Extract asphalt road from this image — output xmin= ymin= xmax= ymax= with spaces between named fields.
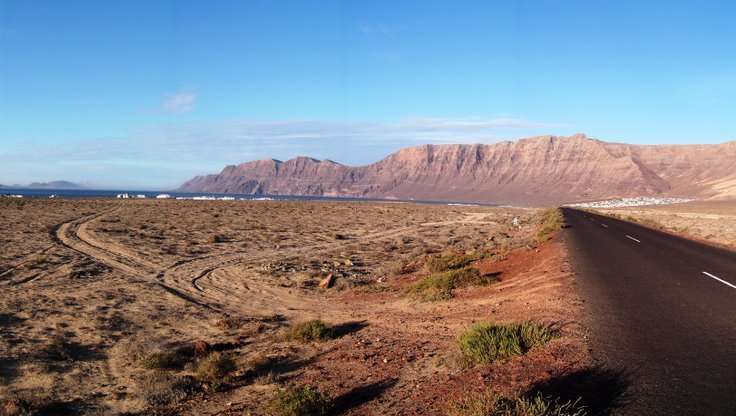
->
xmin=563 ymin=208 xmax=736 ymax=416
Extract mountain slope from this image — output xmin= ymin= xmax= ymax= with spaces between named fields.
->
xmin=25 ymin=181 xmax=86 ymax=190
xmin=177 ymin=134 xmax=736 ymax=204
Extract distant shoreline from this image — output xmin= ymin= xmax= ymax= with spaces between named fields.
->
xmin=0 ymin=188 xmax=503 ymax=207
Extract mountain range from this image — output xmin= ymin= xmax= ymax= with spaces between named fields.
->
xmin=177 ymin=134 xmax=736 ymax=205
xmin=0 ymin=181 xmax=86 ymax=190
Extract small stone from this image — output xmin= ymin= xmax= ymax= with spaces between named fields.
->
xmin=194 ymin=340 xmax=211 ymax=358
xmin=319 ymin=274 xmax=336 ymax=289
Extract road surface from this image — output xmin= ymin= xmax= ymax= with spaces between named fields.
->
xmin=563 ymin=208 xmax=736 ymax=415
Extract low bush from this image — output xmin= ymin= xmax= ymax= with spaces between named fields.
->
xmin=449 ymin=391 xmax=585 ymax=416
xmin=405 ymin=272 xmax=455 ymax=301
xmin=135 ymin=351 xmax=179 ymax=370
xmin=425 ymin=253 xmax=473 ymax=273
xmin=405 ymin=266 xmax=499 ymax=301
xmin=136 ymin=373 xmax=197 ymax=407
xmin=193 ymin=352 xmax=237 ymax=392
xmin=283 ymin=319 xmax=336 ymax=343
xmin=268 ymin=385 xmax=330 ymax=416
xmin=128 ymin=338 xmax=181 ymax=369
xmin=458 ymin=321 xmax=555 ymax=365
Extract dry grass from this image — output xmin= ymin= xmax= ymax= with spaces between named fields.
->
xmin=0 ymin=198 xmax=551 ymax=414
xmin=449 ymin=391 xmax=585 ymax=416
xmin=537 ymin=208 xmax=564 ymax=242
xmin=135 ymin=373 xmax=197 ymax=407
xmin=193 ymin=352 xmax=237 ymax=392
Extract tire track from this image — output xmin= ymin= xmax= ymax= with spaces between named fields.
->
xmin=173 ymin=211 xmax=498 ymax=311
xmin=50 ymin=206 xmax=221 ymax=311
xmin=51 ymin=207 xmax=497 ymax=314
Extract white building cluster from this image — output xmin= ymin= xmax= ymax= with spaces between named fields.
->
xmin=566 ymin=197 xmax=693 ymax=208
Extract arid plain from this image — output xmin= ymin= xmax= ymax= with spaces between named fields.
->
xmin=0 ymin=198 xmax=600 ymax=415
xmin=595 ymin=200 xmax=736 ymax=250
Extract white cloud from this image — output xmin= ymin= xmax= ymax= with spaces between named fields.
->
xmin=0 ymin=116 xmax=564 ymax=187
xmin=162 ymin=92 xmax=197 ymax=114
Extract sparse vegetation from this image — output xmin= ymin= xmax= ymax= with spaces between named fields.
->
xmin=268 ymin=385 xmax=330 ymax=416
xmin=537 ymin=208 xmax=564 ymax=242
xmin=129 ymin=339 xmax=181 ymax=369
xmin=425 ymin=253 xmax=473 ymax=273
xmin=135 ymin=351 xmax=179 ymax=370
xmin=405 ymin=270 xmax=455 ymax=301
xmin=405 ymin=266 xmax=499 ymax=301
xmin=136 ymin=373 xmax=197 ymax=406
xmin=245 ymin=352 xmax=272 ymax=372
xmin=449 ymin=391 xmax=585 ymax=416
xmin=457 ymin=321 xmax=555 ymax=365
xmin=283 ymin=319 xmax=336 ymax=343
xmin=36 ymin=334 xmax=72 ymax=361
xmin=0 ymin=394 xmax=62 ymax=416
xmin=193 ymin=352 xmax=237 ymax=392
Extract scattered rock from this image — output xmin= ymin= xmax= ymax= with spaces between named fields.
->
xmin=194 ymin=340 xmax=211 ymax=358
xmin=319 ymin=274 xmax=336 ymax=289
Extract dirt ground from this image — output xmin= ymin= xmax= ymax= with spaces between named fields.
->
xmin=0 ymin=198 xmax=592 ymax=415
xmin=596 ymin=199 xmax=736 ymax=250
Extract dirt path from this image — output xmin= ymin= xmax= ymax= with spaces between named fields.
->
xmin=49 ymin=207 xmax=500 ymax=316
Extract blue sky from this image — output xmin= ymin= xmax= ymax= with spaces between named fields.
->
xmin=1 ymin=1 xmax=736 ymax=189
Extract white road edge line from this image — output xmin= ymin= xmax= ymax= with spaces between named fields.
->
xmin=602 ymin=224 xmax=609 ymax=228
xmin=626 ymin=235 xmax=641 ymax=243
xmin=702 ymin=271 xmax=736 ymax=290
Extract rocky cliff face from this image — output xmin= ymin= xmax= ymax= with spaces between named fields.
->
xmin=177 ymin=134 xmax=736 ymax=205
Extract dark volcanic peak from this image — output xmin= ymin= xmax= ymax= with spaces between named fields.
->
xmin=176 ymin=134 xmax=736 ymax=205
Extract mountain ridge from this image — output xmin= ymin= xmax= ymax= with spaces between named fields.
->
xmin=0 ymin=181 xmax=86 ymax=190
xmin=177 ymin=134 xmax=736 ymax=205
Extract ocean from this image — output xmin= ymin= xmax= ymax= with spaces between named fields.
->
xmin=0 ymin=188 xmax=499 ymax=206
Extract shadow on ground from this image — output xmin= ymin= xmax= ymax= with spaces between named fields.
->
xmin=330 ymin=378 xmax=398 ymax=414
xmin=528 ymin=366 xmax=632 ymax=416
xmin=333 ymin=321 xmax=369 ymax=337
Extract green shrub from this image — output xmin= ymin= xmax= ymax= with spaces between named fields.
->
xmin=283 ymin=319 xmax=336 ymax=343
xmin=194 ymin=352 xmax=237 ymax=392
xmin=458 ymin=321 xmax=555 ymax=365
xmin=425 ymin=253 xmax=473 ymax=273
xmin=405 ymin=267 xmax=499 ymax=301
xmin=449 ymin=391 xmax=584 ymax=416
xmin=405 ymin=272 xmax=455 ymax=301
xmin=269 ymin=385 xmax=330 ymax=416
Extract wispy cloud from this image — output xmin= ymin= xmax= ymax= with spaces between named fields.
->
xmin=359 ymin=23 xmax=405 ymax=36
xmin=162 ymin=92 xmax=197 ymax=114
xmin=0 ymin=116 xmax=563 ymax=187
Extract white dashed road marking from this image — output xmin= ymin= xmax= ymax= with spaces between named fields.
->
xmin=702 ymin=272 xmax=736 ymax=290
xmin=602 ymin=224 xmax=609 ymax=228
xmin=626 ymin=235 xmax=641 ymax=243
